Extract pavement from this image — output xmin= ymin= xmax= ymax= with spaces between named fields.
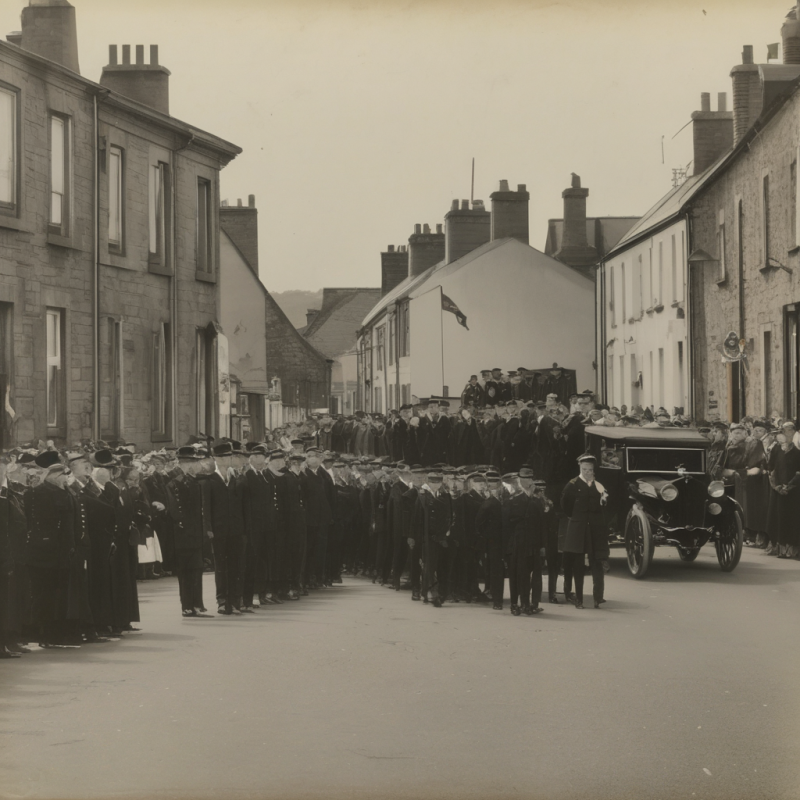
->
xmin=1 ymin=545 xmax=800 ymax=800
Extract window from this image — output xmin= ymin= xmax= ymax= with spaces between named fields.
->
xmin=764 ymin=330 xmax=772 ymax=416
xmin=677 ymin=341 xmax=685 ymax=411
xmin=607 ymin=354 xmax=614 ymax=406
xmin=401 ymin=383 xmax=411 ymax=405
xmin=376 ymin=327 xmax=385 ymax=371
xmin=108 ymin=146 xmax=124 ymax=249
xmin=149 ymin=162 xmax=170 ymax=268
xmin=373 ymin=386 xmax=383 ymax=414
xmin=0 ymin=87 xmax=17 ymax=211
xmin=791 ymin=160 xmax=798 ymax=248
xmin=717 ymin=209 xmax=726 ymax=283
xmin=762 ymin=173 xmax=770 ymax=268
xmin=398 ymin=302 xmax=410 ymax=357
xmin=46 ymin=309 xmax=65 ymax=433
xmin=619 ymin=355 xmax=625 ymax=407
xmin=658 ymin=348 xmax=665 ymax=408
xmin=152 ymin=323 xmax=173 ymax=439
xmin=786 ymin=306 xmax=799 ymax=420
xmin=100 ymin=318 xmax=122 ymax=439
xmin=196 ymin=178 xmax=212 ymax=273
xmin=657 ymin=242 xmax=663 ymax=306
xmin=609 ymin=266 xmax=616 ymax=327
xmin=637 ymin=254 xmax=643 ymax=316
xmin=388 ymin=314 xmax=396 ymax=366
xmin=621 ymin=263 xmax=627 ymax=321
xmin=647 ymin=248 xmax=653 ymax=309
xmin=49 ymin=115 xmax=69 ymax=232
xmin=671 ymin=234 xmax=677 ymax=302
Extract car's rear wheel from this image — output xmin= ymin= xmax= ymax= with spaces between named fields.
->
xmin=625 ymin=506 xmax=654 ymax=579
xmin=678 ymin=549 xmax=700 ymax=562
xmin=716 ymin=508 xmax=744 ymax=572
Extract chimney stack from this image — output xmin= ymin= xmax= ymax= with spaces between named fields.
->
xmin=691 ymin=91 xmax=733 ymax=174
xmin=444 ymin=199 xmax=490 ymax=264
xmin=220 ymin=195 xmax=259 ymax=273
xmin=490 ymin=180 xmax=530 ymax=244
xmin=731 ymin=45 xmax=762 ymax=145
xmin=553 ymin=173 xmax=597 ymax=271
xmin=20 ymin=0 xmax=80 ymax=73
xmin=381 ymin=245 xmax=409 ymax=296
xmin=408 ymin=223 xmax=446 ymax=277
xmin=100 ymin=43 xmax=171 ymax=115
xmin=783 ymin=4 xmax=800 ymax=64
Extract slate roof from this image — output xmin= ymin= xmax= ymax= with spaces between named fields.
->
xmin=302 ymin=288 xmax=381 ymax=360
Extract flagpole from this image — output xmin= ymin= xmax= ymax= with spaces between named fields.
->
xmin=440 ymin=287 xmax=445 ymax=397
xmin=470 ymin=158 xmax=475 ymax=205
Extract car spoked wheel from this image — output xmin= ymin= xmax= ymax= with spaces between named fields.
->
xmin=625 ymin=506 xmax=653 ymax=579
xmin=716 ymin=509 xmax=744 ymax=572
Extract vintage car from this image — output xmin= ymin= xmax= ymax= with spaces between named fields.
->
xmin=584 ymin=426 xmax=744 ymax=579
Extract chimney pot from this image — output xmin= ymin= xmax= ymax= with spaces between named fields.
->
xmin=450 ymin=199 xmax=459 ymax=211
xmin=388 ymin=245 xmax=395 ymax=253
xmin=742 ymin=45 xmax=753 ymax=64
xmin=248 ymin=194 xmax=255 ymax=208
xmin=150 ymin=44 xmax=159 ymax=66
xmin=718 ymin=92 xmax=727 ymax=112
xmin=461 ymin=199 xmax=469 ymax=210
xmin=109 ymin=44 xmax=118 ymax=66
xmin=237 ymin=199 xmax=243 ymax=207
xmin=436 ymin=224 xmax=443 ymax=234
xmin=414 ymin=223 xmax=422 ymax=235
xmin=700 ymin=92 xmax=711 ymax=112
xmin=221 ymin=199 xmax=228 ymax=207
xmin=122 ymin=44 xmax=131 ymax=65
xmin=423 ymin=223 xmax=431 ymax=234
xmin=473 ymin=199 xmax=484 ymax=209
xmin=499 ymin=179 xmax=510 ymax=192
xmin=135 ymin=44 xmax=144 ymax=65
xmin=517 ymin=184 xmax=526 ymax=192
xmin=571 ymin=173 xmax=581 ymax=189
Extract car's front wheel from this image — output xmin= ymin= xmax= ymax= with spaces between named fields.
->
xmin=625 ymin=505 xmax=654 ymax=579
xmin=716 ymin=508 xmax=744 ymax=572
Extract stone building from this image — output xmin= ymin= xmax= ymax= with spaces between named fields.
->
xmin=688 ymin=7 xmax=800 ymax=422
xmin=595 ymin=93 xmax=732 ymax=415
xmin=0 ymin=0 xmax=240 ymax=449
xmin=219 ymin=196 xmax=330 ymax=430
xmin=356 ymin=183 xmax=598 ymax=409
xmin=302 ymin=287 xmax=380 ymax=415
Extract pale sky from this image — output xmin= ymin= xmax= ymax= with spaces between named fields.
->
xmin=17 ymin=0 xmax=794 ymax=291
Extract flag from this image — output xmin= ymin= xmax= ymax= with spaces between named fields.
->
xmin=767 ymin=42 xmax=779 ymax=61
xmin=441 ymin=293 xmax=469 ymax=330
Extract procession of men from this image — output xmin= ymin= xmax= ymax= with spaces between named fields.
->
xmin=3 ymin=366 xmax=799 ymax=659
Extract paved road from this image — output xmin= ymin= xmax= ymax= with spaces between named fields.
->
xmin=2 ymin=545 xmax=800 ymax=800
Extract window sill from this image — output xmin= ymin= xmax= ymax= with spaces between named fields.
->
xmin=0 ymin=214 xmax=30 ymax=233
xmin=654 ymin=304 xmax=664 ymax=313
xmin=151 ymin=432 xmax=172 ymax=444
xmin=715 ymin=276 xmax=728 ymax=286
xmin=789 ymin=246 xmax=800 ymax=255
xmin=101 ymin=257 xmax=137 ymax=272
xmin=645 ymin=306 xmax=655 ymax=315
xmin=671 ymin=300 xmax=683 ymax=308
xmin=148 ymin=261 xmax=173 ymax=277
xmin=47 ymin=232 xmax=77 ymax=249
xmin=195 ymin=270 xmax=216 ymax=284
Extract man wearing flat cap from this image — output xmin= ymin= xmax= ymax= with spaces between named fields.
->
xmin=414 ymin=469 xmax=452 ymax=607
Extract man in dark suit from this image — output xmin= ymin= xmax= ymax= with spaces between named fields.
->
xmin=414 ymin=469 xmax=452 ymax=608
xmin=25 ymin=456 xmax=76 ymax=647
xmin=167 ymin=447 xmax=210 ymax=617
xmin=560 ymin=454 xmax=609 ymax=609
xmin=303 ymin=448 xmax=333 ymax=589
xmin=242 ymin=444 xmax=269 ymax=609
xmin=202 ymin=441 xmax=247 ymax=615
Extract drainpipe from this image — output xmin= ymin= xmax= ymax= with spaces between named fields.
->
xmin=91 ymin=88 xmax=110 ymax=441
xmin=172 ymin=134 xmax=195 ymax=443
xmin=684 ymin=211 xmax=695 ymax=419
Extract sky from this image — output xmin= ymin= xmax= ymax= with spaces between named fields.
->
xmin=15 ymin=0 xmax=794 ymax=291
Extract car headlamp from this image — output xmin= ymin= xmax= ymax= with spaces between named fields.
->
xmin=708 ymin=480 xmax=725 ymax=498
xmin=708 ymin=502 xmax=722 ymax=515
xmin=660 ymin=483 xmax=678 ymax=502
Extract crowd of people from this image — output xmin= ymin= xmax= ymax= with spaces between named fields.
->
xmin=1 ymin=373 xmax=797 ymax=660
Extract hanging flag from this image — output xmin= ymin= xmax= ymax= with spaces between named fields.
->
xmin=441 ymin=293 xmax=469 ymax=330
xmin=767 ymin=42 xmax=779 ymax=61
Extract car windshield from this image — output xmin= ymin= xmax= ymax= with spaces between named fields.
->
xmin=625 ymin=447 xmax=706 ymax=474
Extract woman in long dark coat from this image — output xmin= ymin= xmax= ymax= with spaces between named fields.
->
xmin=560 ymin=454 xmax=609 ymax=609
xmin=766 ymin=427 xmax=800 ymax=558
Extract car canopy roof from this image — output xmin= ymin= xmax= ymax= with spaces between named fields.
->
xmin=585 ymin=426 xmax=711 ymax=449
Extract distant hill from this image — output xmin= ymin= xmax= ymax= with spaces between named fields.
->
xmin=270 ymin=289 xmax=324 ymax=329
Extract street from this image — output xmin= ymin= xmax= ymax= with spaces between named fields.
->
xmin=1 ymin=546 xmax=800 ymax=800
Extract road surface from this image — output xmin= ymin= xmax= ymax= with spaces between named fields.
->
xmin=2 ymin=545 xmax=800 ymax=800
